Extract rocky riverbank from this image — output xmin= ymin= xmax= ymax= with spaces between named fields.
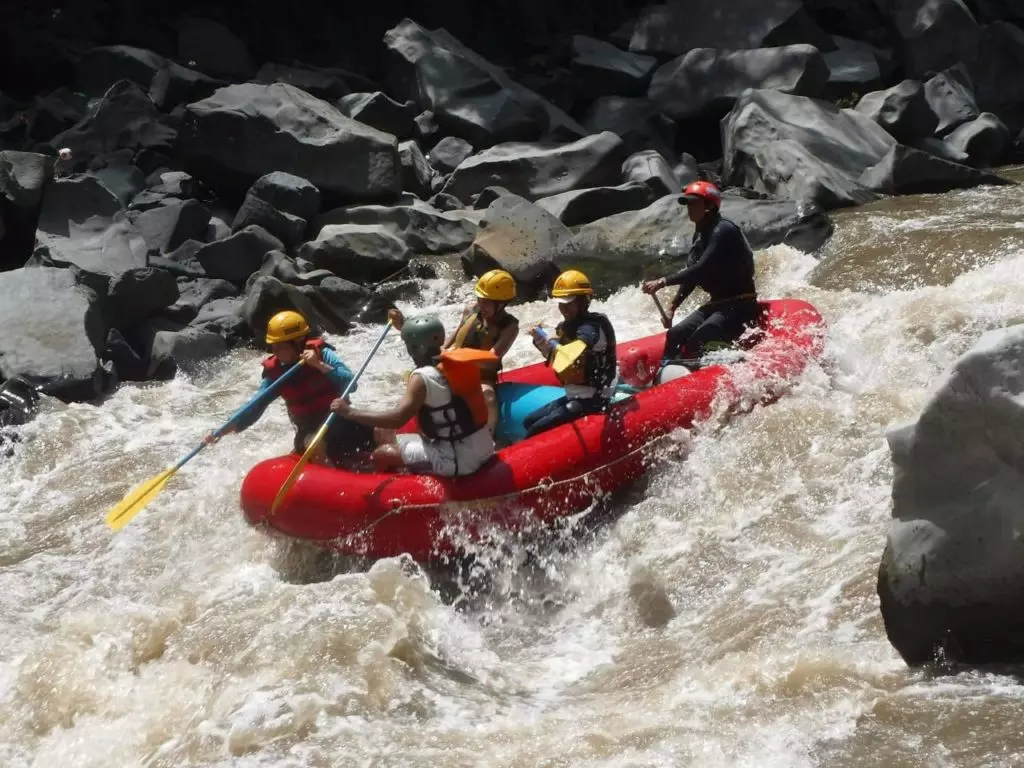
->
xmin=1 ymin=1 xmax=1021 ymax=401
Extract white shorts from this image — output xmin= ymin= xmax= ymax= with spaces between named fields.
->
xmin=396 ymin=431 xmax=495 ymax=477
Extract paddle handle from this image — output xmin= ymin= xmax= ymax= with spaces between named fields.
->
xmin=651 ymin=293 xmax=672 ymax=328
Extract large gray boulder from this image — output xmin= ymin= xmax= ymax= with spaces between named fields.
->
xmin=570 ymin=35 xmax=657 ymax=98
xmin=75 ymin=45 xmax=224 ymax=110
xmin=880 ymin=324 xmax=1024 ymax=665
xmin=31 ymin=177 xmax=180 ymax=329
xmin=49 ymin=81 xmax=178 ymax=168
xmin=855 ymin=80 xmax=937 ymax=144
xmin=382 ymin=18 xmax=585 ymax=147
xmin=461 ymin=194 xmax=570 ymax=294
xmin=176 ymin=83 xmax=401 ymax=204
xmin=312 ymin=199 xmax=480 ymax=256
xmin=297 ymin=223 xmax=411 ymax=283
xmin=0 ymin=151 xmax=53 ymax=270
xmin=723 ymin=89 xmax=1010 ymax=209
xmin=629 ymin=0 xmax=830 ymax=56
xmin=441 ymin=131 xmax=626 ymax=204
xmin=0 ymin=267 xmax=108 ymax=401
xmin=648 ymin=45 xmax=830 ymax=121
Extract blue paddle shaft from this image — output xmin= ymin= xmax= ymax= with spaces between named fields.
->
xmin=214 ymin=359 xmax=306 ymax=439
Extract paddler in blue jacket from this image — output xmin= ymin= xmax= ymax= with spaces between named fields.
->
xmin=523 ymin=269 xmax=618 ymax=437
xmin=204 ymin=310 xmax=374 ymax=465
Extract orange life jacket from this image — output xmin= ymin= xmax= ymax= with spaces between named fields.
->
xmin=417 ymin=348 xmax=495 ymax=442
xmin=261 ymin=338 xmax=337 ymax=419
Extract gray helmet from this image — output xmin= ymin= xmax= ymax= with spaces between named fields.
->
xmin=401 ymin=314 xmax=445 ymax=355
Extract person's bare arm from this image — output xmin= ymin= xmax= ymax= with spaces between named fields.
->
xmin=331 ymin=374 xmax=427 ymax=429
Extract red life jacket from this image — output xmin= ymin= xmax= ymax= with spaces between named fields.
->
xmin=261 ymin=338 xmax=338 ymax=419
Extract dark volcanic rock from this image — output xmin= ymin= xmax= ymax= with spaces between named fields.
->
xmin=75 ymin=45 xmax=223 ymax=110
xmin=855 ymin=80 xmax=938 ymax=144
xmin=176 ymin=83 xmax=400 ymax=205
xmin=723 ymin=88 xmax=1011 ymax=209
xmin=337 ymin=91 xmax=416 ymax=139
xmin=570 ymin=35 xmax=656 ymax=98
xmin=0 ymin=151 xmax=52 ymax=270
xmin=441 ymin=131 xmax=626 ymax=204
xmin=879 ymin=324 xmax=1024 ymax=666
xmin=0 ymin=267 xmax=109 ymax=401
xmin=313 ymin=198 xmax=480 ymax=255
xmin=630 ymin=0 xmax=831 ymax=57
xmin=649 ymin=45 xmax=830 ymax=121
xmin=581 ymin=97 xmax=677 ymax=162
xmin=383 ymin=18 xmax=586 ymax=147
xmin=176 ymin=17 xmax=256 ymax=81
xmin=49 ymin=81 xmax=178 ymax=168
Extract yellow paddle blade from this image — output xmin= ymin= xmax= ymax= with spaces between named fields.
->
xmin=270 ymin=420 xmax=330 ymax=515
xmin=105 ymin=465 xmax=177 ymax=531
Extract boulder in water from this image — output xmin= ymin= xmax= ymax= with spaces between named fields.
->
xmin=855 ymin=80 xmax=938 ymax=144
xmin=0 ymin=267 xmax=109 ymax=401
xmin=723 ymin=88 xmax=1011 ymax=209
xmin=879 ymin=323 xmax=1024 ymax=665
xmin=944 ymin=112 xmax=1011 ymax=168
xmin=923 ymin=65 xmax=980 ymax=138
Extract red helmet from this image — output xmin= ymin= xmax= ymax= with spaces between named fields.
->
xmin=679 ymin=180 xmax=721 ymax=209
xmin=619 ymin=345 xmax=657 ymax=388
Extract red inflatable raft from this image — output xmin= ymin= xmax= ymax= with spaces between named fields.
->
xmin=240 ymin=298 xmax=826 ymax=560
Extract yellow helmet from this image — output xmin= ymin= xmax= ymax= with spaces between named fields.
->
xmin=474 ymin=269 xmax=516 ymax=301
xmin=551 ymin=269 xmax=594 ymax=298
xmin=265 ymin=310 xmax=310 ymax=344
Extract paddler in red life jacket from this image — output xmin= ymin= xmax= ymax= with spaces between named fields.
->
xmin=523 ymin=269 xmax=618 ymax=437
xmin=205 ymin=310 xmax=375 ymax=465
xmin=330 ymin=310 xmax=497 ymax=477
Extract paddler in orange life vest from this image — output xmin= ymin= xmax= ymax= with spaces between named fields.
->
xmin=523 ymin=269 xmax=618 ymax=437
xmin=205 ymin=310 xmax=375 ymax=464
xmin=330 ymin=310 xmax=497 ymax=477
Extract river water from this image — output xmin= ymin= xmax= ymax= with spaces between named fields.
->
xmin=4 ymin=172 xmax=1024 ymax=767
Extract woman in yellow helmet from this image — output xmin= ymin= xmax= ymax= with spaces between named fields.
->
xmin=205 ymin=310 xmax=374 ymax=464
xmin=524 ymin=269 xmax=618 ymax=437
xmin=445 ymin=269 xmax=519 ymax=430
xmin=390 ymin=269 xmax=519 ymax=432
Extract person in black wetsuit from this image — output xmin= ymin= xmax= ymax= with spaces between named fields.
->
xmin=642 ymin=181 xmax=760 ymax=366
